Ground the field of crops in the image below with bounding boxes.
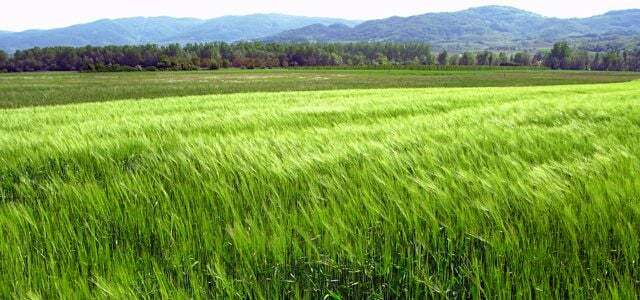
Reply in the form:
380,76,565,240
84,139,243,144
1,77,639,298
1,68,639,108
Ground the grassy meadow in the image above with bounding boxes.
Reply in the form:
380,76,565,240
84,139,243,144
1,77,639,298
1,68,639,108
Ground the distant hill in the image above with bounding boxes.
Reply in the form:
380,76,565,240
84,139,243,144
0,15,360,53
1,6,639,53
164,14,361,44
268,6,640,51
0,17,204,53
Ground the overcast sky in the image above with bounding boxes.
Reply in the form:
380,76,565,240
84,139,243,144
2,0,639,31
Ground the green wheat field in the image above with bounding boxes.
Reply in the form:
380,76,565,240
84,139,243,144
1,71,640,298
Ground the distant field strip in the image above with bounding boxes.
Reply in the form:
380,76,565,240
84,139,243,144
1,81,640,298
1,69,639,108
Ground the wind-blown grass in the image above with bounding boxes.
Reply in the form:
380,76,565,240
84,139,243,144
1,81,639,298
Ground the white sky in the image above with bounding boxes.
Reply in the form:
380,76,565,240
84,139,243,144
2,0,639,32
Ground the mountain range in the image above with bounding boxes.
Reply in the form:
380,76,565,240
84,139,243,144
1,6,640,53
268,6,640,51
0,15,360,53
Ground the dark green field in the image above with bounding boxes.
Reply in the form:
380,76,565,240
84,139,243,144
1,68,639,108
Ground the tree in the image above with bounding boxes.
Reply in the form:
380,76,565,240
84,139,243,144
459,52,475,66
476,51,493,65
532,51,546,66
351,53,366,66
512,52,531,66
0,50,7,70
329,53,343,66
629,48,640,71
448,54,459,66
375,53,389,65
437,50,448,66
545,42,572,69
601,51,622,71
568,50,589,70
496,52,509,65
591,53,602,70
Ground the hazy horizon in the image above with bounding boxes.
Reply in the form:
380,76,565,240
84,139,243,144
2,0,639,32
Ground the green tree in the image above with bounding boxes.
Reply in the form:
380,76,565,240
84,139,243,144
329,53,343,66
533,51,547,66
0,50,7,71
629,48,640,71
448,54,459,66
496,52,509,65
375,53,389,65
437,50,448,65
513,52,531,66
459,52,475,66
601,51,622,71
476,51,493,65
352,53,366,66
591,53,602,70
545,42,572,69
569,50,589,70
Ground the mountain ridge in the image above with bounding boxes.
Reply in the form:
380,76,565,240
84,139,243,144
267,6,640,50
0,15,360,53
1,6,639,53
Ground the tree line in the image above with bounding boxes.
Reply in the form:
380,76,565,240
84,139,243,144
542,42,640,71
0,43,433,72
0,42,639,72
